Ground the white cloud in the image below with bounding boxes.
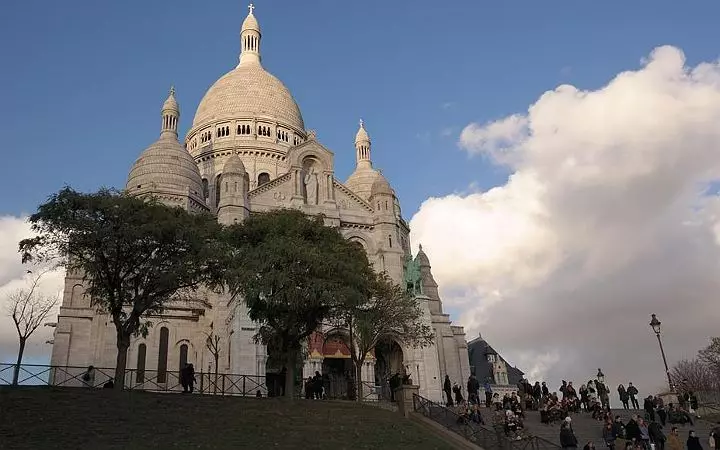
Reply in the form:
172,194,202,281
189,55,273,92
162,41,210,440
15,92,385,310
0,216,64,366
411,46,720,393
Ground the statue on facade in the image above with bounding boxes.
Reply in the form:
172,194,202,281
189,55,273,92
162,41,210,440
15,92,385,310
304,168,318,205
403,254,423,296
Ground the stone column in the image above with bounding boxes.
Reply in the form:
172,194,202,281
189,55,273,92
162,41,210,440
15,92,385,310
396,385,420,418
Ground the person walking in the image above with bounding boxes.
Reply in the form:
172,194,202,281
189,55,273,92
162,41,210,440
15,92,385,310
561,419,579,450
687,430,703,450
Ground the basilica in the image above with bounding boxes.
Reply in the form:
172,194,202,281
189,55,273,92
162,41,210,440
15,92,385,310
49,5,469,402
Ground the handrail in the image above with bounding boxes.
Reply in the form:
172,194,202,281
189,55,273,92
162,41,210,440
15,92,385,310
412,393,561,450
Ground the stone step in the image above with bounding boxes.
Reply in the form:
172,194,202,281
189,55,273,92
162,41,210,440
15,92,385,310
518,409,717,448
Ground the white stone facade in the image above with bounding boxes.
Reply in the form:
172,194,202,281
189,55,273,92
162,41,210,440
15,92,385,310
48,5,469,402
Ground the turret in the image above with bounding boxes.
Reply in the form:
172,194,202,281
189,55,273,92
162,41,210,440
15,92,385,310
416,244,442,314
355,119,371,169
217,154,250,225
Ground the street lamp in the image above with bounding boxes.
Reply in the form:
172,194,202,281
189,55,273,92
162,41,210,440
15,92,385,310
649,314,674,391
596,368,605,384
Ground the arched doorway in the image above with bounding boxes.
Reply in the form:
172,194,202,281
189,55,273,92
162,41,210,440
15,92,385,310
374,340,404,401
321,332,354,400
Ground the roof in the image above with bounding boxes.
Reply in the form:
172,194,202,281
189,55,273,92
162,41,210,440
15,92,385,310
467,336,525,385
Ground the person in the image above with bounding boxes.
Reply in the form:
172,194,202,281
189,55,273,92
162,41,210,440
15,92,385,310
619,385,630,409
604,422,617,450
644,396,657,422
484,379,493,408
180,363,196,393
688,392,699,417
453,383,464,404
389,372,401,402
687,430,703,450
312,371,323,400
668,428,683,450
584,441,596,450
649,421,666,450
560,419,579,450
708,431,716,450
627,383,639,409
467,375,480,405
81,365,95,388
444,375,454,407
656,396,667,427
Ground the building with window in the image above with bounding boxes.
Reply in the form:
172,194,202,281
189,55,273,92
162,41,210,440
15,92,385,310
48,5,470,402
467,334,524,393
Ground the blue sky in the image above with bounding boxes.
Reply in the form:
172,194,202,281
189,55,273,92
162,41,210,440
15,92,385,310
1,0,718,218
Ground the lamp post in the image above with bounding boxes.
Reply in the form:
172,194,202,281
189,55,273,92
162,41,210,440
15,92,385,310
650,314,674,391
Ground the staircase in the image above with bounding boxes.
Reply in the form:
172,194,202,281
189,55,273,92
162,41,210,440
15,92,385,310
518,408,718,448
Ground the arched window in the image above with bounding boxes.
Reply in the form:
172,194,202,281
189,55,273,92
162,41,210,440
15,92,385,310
157,327,169,383
257,172,270,186
215,175,222,207
202,178,209,200
136,343,146,383
179,344,188,373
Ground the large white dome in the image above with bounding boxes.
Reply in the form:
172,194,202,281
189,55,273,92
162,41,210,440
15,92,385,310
192,63,304,131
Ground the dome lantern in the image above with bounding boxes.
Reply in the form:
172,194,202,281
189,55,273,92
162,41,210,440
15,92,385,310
355,119,372,169
239,3,262,67
161,86,179,137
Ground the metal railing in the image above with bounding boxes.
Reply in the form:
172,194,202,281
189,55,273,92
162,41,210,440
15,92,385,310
412,393,560,450
0,363,391,403
1,363,269,397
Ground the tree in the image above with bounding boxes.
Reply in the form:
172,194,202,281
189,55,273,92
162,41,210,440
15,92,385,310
698,337,720,382
670,358,718,392
205,331,221,393
5,270,58,385
222,209,370,399
338,271,435,400
19,187,223,389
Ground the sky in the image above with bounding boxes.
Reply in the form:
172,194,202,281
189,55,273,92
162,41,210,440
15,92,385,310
1,0,720,394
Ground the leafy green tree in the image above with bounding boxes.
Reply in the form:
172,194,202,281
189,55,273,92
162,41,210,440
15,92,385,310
19,187,222,388
222,209,370,399
338,272,435,400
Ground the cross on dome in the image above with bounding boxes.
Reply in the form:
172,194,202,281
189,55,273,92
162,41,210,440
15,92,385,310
169,85,175,96
248,3,254,14
359,118,364,128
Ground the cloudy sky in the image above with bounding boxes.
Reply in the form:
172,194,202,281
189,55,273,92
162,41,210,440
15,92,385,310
2,0,720,394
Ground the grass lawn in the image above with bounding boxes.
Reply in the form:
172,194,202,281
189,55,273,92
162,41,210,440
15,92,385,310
0,387,455,450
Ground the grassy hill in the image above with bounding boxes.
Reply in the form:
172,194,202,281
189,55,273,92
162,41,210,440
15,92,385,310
0,388,454,450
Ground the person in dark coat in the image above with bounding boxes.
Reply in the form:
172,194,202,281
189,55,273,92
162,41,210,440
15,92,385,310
687,430,703,450
180,363,196,393
627,383,639,409
649,421,666,450
644,395,657,422
560,421,579,450
443,375,454,407
618,384,630,409
603,422,617,450
625,415,642,442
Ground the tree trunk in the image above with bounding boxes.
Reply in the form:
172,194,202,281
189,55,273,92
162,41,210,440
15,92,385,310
114,335,130,390
284,350,296,400
355,360,364,401
12,338,27,386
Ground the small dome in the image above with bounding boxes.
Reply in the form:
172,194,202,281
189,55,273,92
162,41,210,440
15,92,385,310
162,87,179,113
370,173,394,197
223,153,246,174
126,134,204,201
242,12,260,33
345,167,380,201
355,121,370,144
416,244,431,267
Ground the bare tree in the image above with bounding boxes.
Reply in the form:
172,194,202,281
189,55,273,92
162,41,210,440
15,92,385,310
5,270,58,385
698,337,720,382
670,358,718,392
204,331,221,393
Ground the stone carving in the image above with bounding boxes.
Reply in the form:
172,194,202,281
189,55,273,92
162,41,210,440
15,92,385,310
304,168,318,205
273,191,286,202
339,199,348,209
403,254,423,296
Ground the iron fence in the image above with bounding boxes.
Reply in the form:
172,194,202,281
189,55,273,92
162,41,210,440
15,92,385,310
412,393,560,450
1,363,392,403
1,363,269,397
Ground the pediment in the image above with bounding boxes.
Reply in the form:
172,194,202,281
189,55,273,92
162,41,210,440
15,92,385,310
247,172,293,206
334,179,374,213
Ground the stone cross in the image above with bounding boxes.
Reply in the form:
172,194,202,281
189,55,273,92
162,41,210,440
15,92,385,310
248,3,254,14
359,118,364,128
